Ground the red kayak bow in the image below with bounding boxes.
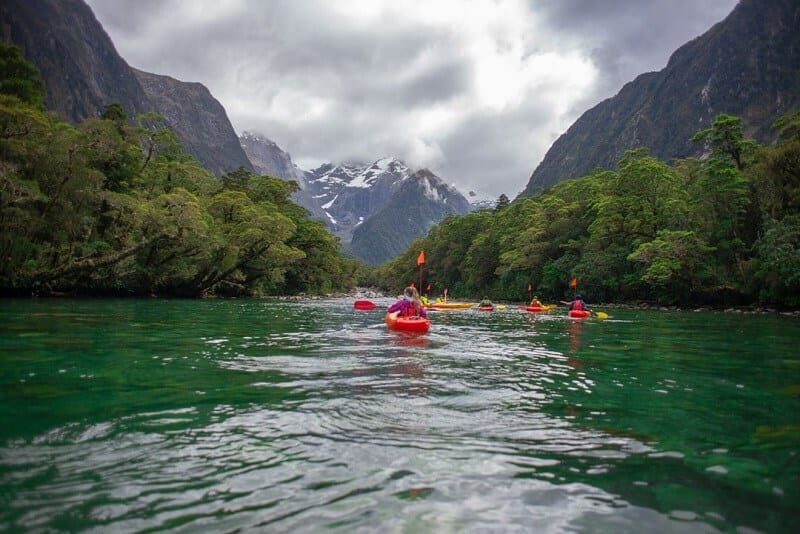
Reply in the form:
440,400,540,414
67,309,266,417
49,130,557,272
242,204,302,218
354,300,377,311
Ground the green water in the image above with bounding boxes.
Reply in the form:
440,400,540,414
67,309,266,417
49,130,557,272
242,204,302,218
1,298,798,533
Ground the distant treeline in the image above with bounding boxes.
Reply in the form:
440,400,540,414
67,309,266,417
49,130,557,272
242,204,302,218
0,43,362,297
373,112,800,308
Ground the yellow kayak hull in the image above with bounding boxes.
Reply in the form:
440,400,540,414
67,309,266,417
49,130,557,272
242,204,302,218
426,302,473,309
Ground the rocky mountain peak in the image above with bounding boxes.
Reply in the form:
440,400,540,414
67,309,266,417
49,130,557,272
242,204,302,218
240,130,301,184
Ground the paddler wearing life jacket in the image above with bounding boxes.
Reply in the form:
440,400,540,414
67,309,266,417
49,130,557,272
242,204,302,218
388,286,428,318
560,294,588,311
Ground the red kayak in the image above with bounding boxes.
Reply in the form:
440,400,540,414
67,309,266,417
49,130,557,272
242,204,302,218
568,309,591,318
354,300,377,311
385,312,430,333
478,305,495,312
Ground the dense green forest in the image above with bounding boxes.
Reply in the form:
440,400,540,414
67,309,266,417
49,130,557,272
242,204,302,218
373,113,800,308
0,43,362,297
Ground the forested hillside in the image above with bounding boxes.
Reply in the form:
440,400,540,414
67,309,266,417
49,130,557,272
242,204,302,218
374,114,800,308
1,0,253,177
0,44,361,297
521,0,800,196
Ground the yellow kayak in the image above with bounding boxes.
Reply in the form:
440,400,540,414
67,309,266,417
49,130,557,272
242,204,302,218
426,302,473,310
519,304,557,312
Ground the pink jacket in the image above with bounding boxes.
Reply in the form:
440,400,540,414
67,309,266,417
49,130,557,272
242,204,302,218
388,299,427,318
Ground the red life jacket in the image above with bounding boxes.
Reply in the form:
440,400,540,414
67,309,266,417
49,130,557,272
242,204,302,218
401,301,418,317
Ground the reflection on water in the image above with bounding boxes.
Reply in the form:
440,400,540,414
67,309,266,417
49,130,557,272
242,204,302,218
0,298,798,532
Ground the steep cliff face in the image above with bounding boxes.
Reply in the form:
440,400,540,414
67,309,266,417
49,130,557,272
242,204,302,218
134,69,252,176
241,132,301,182
1,0,252,176
0,0,151,123
521,0,800,197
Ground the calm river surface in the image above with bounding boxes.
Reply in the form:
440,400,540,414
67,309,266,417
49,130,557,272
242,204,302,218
1,298,798,533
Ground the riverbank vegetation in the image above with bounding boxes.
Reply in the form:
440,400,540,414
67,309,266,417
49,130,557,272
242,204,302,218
0,44,361,297
374,113,800,308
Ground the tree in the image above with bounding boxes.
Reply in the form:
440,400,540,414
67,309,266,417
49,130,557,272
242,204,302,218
79,118,141,192
101,102,127,123
200,189,303,295
752,215,800,307
464,216,501,291
283,217,353,294
628,230,716,303
689,150,751,289
221,166,252,191
750,113,800,221
0,94,49,148
691,114,758,171
0,43,45,109
589,149,687,245
495,193,510,211
773,112,800,143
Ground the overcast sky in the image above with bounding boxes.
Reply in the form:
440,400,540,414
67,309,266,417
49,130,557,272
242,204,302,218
85,0,738,199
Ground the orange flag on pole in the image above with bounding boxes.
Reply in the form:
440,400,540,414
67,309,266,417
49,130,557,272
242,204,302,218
570,278,577,288
527,284,532,292
417,250,425,266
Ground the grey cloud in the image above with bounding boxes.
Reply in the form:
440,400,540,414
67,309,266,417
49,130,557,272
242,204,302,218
85,0,166,34
434,99,559,197
338,52,472,108
530,0,739,98
85,0,739,198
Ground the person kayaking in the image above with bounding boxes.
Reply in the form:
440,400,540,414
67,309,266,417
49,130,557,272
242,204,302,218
479,296,493,307
388,286,428,318
561,294,588,311
530,295,543,308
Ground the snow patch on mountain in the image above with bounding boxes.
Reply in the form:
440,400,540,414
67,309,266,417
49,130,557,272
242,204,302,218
321,194,338,210
421,177,442,203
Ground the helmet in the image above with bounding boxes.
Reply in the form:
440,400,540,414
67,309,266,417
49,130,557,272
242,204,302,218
575,294,582,299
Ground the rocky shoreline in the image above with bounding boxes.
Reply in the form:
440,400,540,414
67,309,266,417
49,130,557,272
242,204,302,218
275,287,388,301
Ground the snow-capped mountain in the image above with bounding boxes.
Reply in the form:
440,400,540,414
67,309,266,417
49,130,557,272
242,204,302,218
348,168,472,265
239,134,472,265
306,157,414,239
